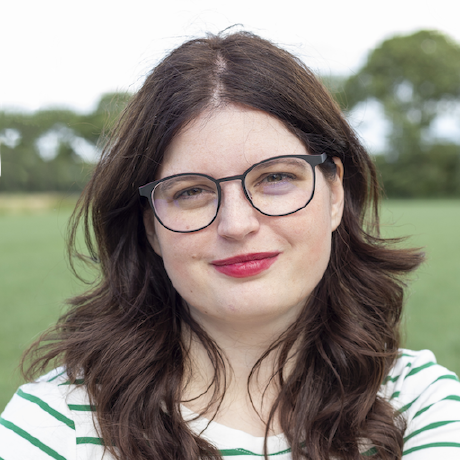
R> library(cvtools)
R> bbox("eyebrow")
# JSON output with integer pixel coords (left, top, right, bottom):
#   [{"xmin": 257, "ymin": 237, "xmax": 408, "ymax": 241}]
[
  {"xmin": 253, "ymin": 157, "xmax": 305, "ymax": 169},
  {"xmin": 158, "ymin": 175, "xmax": 211, "ymax": 193}
]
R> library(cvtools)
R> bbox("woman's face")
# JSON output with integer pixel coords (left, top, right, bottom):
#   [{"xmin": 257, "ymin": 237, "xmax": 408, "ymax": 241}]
[{"xmin": 144, "ymin": 105, "xmax": 344, "ymax": 330}]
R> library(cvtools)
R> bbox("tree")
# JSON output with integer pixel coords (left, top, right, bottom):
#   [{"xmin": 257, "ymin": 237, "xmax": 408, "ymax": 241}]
[
  {"xmin": 344, "ymin": 30, "xmax": 460, "ymax": 196},
  {"xmin": 0, "ymin": 93, "xmax": 131, "ymax": 192},
  {"xmin": 73, "ymin": 92, "xmax": 132, "ymax": 146},
  {"xmin": 346, "ymin": 30, "xmax": 460, "ymax": 153}
]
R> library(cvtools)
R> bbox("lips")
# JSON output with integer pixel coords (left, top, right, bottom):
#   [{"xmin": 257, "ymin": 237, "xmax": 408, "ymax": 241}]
[{"xmin": 211, "ymin": 252, "xmax": 280, "ymax": 278}]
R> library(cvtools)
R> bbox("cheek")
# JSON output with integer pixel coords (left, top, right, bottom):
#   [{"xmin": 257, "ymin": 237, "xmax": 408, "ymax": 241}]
[
  {"xmin": 154, "ymin": 229, "xmax": 203, "ymax": 294},
  {"xmin": 288, "ymin": 199, "xmax": 333, "ymax": 271},
  {"xmin": 161, "ymin": 249, "xmax": 191, "ymax": 296},
  {"xmin": 299, "ymin": 227, "xmax": 331, "ymax": 271}
]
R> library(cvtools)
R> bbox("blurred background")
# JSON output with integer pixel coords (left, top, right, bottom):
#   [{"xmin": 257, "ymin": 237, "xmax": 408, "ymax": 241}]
[{"xmin": 1, "ymin": 0, "xmax": 459, "ymax": 411}]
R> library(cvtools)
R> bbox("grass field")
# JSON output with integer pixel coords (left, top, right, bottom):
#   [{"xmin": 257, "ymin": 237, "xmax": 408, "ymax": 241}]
[
  {"xmin": 1, "ymin": 195, "xmax": 459, "ymax": 412},
  {"xmin": 380, "ymin": 200, "xmax": 460, "ymax": 373}
]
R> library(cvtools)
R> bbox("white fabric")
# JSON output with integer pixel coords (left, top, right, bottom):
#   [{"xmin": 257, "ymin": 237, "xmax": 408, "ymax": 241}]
[{"xmin": 1, "ymin": 349, "xmax": 459, "ymax": 459}]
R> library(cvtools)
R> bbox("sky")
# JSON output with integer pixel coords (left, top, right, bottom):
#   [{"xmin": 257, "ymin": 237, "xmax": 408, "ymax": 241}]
[
  {"xmin": 2, "ymin": 0, "xmax": 459, "ymax": 113},
  {"xmin": 1, "ymin": 0, "xmax": 459, "ymax": 153}
]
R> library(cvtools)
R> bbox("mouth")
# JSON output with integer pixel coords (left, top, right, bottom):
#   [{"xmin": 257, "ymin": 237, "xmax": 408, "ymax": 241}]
[{"xmin": 211, "ymin": 252, "xmax": 280, "ymax": 278}]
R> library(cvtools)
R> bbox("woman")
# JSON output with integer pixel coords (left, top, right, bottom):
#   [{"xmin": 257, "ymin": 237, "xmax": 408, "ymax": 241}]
[{"xmin": 1, "ymin": 31, "xmax": 459, "ymax": 460}]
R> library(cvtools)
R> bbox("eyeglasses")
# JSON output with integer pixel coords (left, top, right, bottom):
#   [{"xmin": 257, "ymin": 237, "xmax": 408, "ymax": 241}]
[{"xmin": 139, "ymin": 153, "xmax": 328, "ymax": 233}]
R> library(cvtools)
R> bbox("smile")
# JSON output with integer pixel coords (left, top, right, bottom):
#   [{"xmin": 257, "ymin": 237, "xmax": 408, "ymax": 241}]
[{"xmin": 211, "ymin": 252, "xmax": 280, "ymax": 278}]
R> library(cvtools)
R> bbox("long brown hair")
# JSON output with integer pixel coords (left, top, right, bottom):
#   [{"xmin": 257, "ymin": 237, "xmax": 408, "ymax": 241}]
[{"xmin": 24, "ymin": 31, "xmax": 423, "ymax": 460}]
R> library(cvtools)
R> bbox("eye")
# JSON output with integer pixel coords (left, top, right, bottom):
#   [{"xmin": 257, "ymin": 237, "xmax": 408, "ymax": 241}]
[
  {"xmin": 174, "ymin": 187, "xmax": 212, "ymax": 200},
  {"xmin": 179, "ymin": 188, "xmax": 202, "ymax": 197},
  {"xmin": 263, "ymin": 173, "xmax": 295, "ymax": 183},
  {"xmin": 256, "ymin": 172, "xmax": 297, "ymax": 187},
  {"xmin": 249, "ymin": 171, "xmax": 299, "ymax": 197}
]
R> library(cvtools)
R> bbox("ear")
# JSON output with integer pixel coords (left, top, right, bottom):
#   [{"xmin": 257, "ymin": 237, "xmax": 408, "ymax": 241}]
[
  {"xmin": 329, "ymin": 157, "xmax": 344, "ymax": 232},
  {"xmin": 143, "ymin": 210, "xmax": 163, "ymax": 257}
]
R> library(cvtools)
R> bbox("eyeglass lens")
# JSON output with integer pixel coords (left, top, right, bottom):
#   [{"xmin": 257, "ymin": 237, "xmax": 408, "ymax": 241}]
[{"xmin": 152, "ymin": 157, "xmax": 315, "ymax": 232}]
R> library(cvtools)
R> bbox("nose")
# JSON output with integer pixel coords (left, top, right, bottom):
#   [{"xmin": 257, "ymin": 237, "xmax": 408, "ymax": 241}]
[{"xmin": 216, "ymin": 181, "xmax": 260, "ymax": 240}]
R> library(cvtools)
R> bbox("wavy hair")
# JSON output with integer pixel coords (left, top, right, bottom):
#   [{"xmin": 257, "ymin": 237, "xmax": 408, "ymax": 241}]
[{"xmin": 24, "ymin": 31, "xmax": 423, "ymax": 460}]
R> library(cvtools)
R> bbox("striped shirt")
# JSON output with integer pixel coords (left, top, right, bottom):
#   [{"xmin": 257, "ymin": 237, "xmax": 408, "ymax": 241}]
[{"xmin": 1, "ymin": 349, "xmax": 459, "ymax": 459}]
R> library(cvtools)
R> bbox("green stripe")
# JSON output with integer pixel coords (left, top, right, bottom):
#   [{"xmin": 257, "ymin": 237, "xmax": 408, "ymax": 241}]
[
  {"xmin": 441, "ymin": 395, "xmax": 460, "ymax": 402},
  {"xmin": 16, "ymin": 389, "xmax": 75, "ymax": 430},
  {"xmin": 438, "ymin": 374, "xmax": 460, "ymax": 382},
  {"xmin": 383, "ymin": 363, "xmax": 412, "ymax": 384},
  {"xmin": 68, "ymin": 404, "xmax": 96, "ymax": 411},
  {"xmin": 219, "ymin": 447, "xmax": 291, "ymax": 456},
  {"xmin": 58, "ymin": 378, "xmax": 85, "ymax": 386},
  {"xmin": 399, "ymin": 398, "xmax": 414, "ymax": 413},
  {"xmin": 403, "ymin": 442, "xmax": 460, "ymax": 456},
  {"xmin": 47, "ymin": 370, "xmax": 66, "ymax": 382},
  {"xmin": 414, "ymin": 395, "xmax": 460, "ymax": 419},
  {"xmin": 384, "ymin": 357, "xmax": 457, "ymax": 388},
  {"xmin": 383, "ymin": 374, "xmax": 400, "ymax": 384},
  {"xmin": 76, "ymin": 437, "xmax": 105, "ymax": 445},
  {"xmin": 362, "ymin": 446, "xmax": 377, "ymax": 456},
  {"xmin": 0, "ymin": 417, "xmax": 67, "ymax": 460},
  {"xmin": 413, "ymin": 403, "xmax": 431, "ymax": 419},
  {"xmin": 404, "ymin": 420, "xmax": 460, "ymax": 443},
  {"xmin": 392, "ymin": 374, "xmax": 460, "ymax": 411},
  {"xmin": 405, "ymin": 362, "xmax": 436, "ymax": 378}
]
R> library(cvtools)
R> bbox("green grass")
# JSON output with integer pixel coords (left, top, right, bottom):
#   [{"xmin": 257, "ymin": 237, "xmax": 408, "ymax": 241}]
[
  {"xmin": 0, "ymin": 197, "xmax": 459, "ymax": 413},
  {"xmin": 0, "ymin": 196, "xmax": 82, "ymax": 412},
  {"xmin": 381, "ymin": 200, "xmax": 460, "ymax": 374}
]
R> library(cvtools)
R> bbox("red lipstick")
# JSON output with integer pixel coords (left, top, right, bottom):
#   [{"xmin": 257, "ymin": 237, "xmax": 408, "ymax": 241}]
[{"xmin": 211, "ymin": 252, "xmax": 279, "ymax": 278}]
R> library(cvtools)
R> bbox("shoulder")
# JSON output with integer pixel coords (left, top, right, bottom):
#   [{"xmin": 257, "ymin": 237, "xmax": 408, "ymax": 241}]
[
  {"xmin": 381, "ymin": 349, "xmax": 460, "ymax": 405},
  {"xmin": 380, "ymin": 349, "xmax": 460, "ymax": 459},
  {"xmin": 0, "ymin": 368, "xmax": 109, "ymax": 460}
]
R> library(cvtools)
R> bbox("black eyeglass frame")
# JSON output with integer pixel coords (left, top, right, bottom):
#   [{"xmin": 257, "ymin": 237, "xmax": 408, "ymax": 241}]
[{"xmin": 139, "ymin": 153, "xmax": 328, "ymax": 233}]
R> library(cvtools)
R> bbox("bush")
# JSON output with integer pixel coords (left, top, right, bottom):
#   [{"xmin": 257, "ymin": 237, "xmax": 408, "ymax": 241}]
[{"xmin": 375, "ymin": 143, "xmax": 460, "ymax": 198}]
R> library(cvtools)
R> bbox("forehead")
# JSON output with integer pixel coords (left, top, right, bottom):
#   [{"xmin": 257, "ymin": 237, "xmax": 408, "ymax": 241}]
[{"xmin": 158, "ymin": 106, "xmax": 308, "ymax": 178}]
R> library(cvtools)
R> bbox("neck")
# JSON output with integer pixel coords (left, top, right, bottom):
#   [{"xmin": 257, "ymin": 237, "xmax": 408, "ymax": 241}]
[{"xmin": 181, "ymin": 309, "xmax": 299, "ymax": 436}]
